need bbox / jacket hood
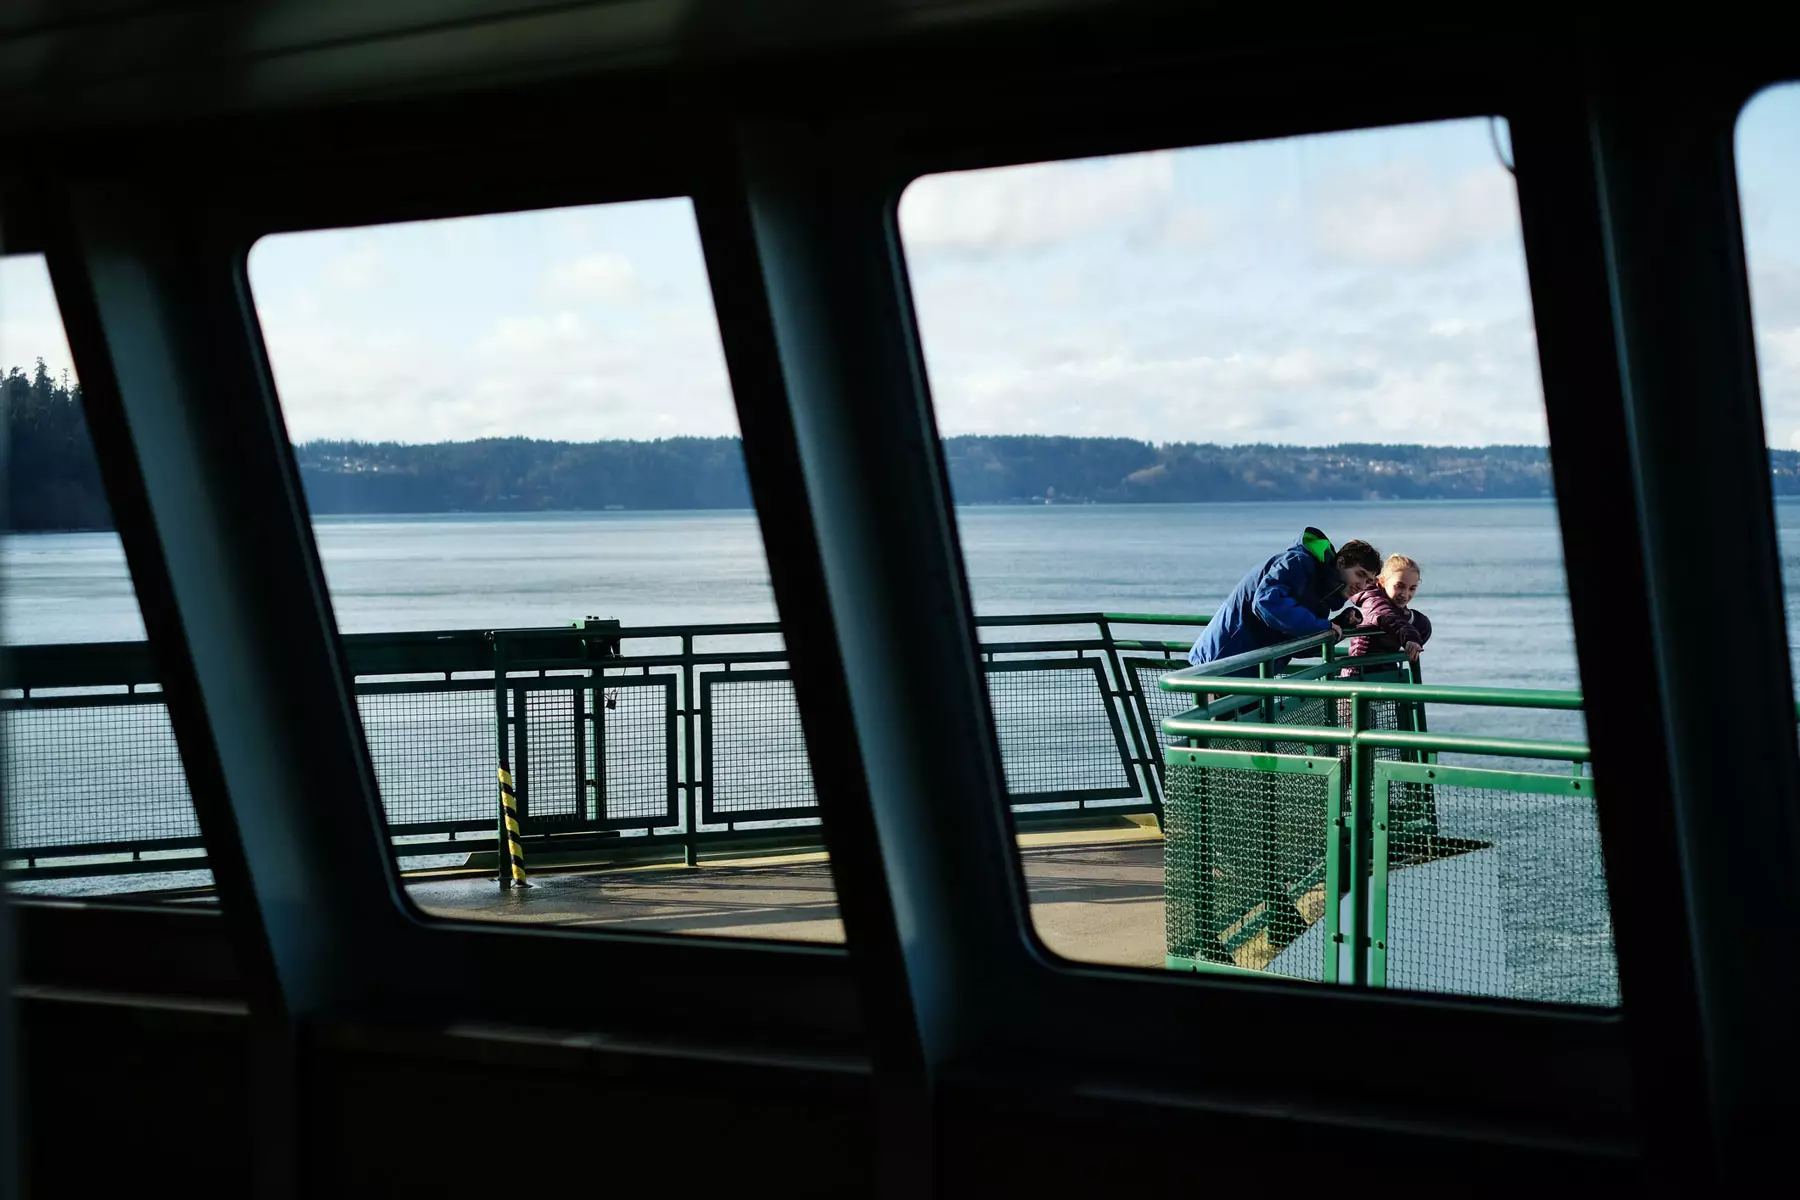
[1296,527,1334,564]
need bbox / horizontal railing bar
[1162,628,1341,679]
[5,835,209,859]
[1161,674,1583,709]
[3,855,213,882]
[1282,651,1411,678]
[3,691,176,711]
[491,621,784,640]
[1159,718,1588,761]
[1100,613,1213,627]
[10,612,1221,688]
[969,612,1108,628]
[1361,729,1589,762]
[1164,719,1352,746]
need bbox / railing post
[1346,694,1369,986]
[493,634,527,889]
[1370,754,1390,989]
[682,633,699,868]
[1322,753,1344,985]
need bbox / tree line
[17,361,1800,530]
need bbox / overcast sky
[6,95,1800,447]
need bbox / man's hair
[1335,539,1381,574]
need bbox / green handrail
[1164,628,1339,679]
[1158,718,1589,763]
[1161,673,1583,710]
[1101,612,1213,626]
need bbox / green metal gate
[1163,748,1342,982]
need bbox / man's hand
[1405,641,1422,664]
[1331,608,1363,632]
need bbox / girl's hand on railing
[1405,641,1422,664]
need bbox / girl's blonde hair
[1381,554,1420,580]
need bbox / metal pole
[682,634,699,867]
[1347,696,1369,985]
[494,635,523,888]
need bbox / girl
[1346,554,1432,667]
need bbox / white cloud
[544,252,641,304]
[323,244,383,292]
[258,295,733,443]
[900,152,1176,255]
[481,311,589,356]
[237,122,1561,449]
[1313,164,1517,266]
[1151,204,1215,250]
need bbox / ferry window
[1,253,216,903]
[1735,83,1800,694]
[897,118,1619,1005]
[245,200,843,944]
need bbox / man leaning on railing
[1187,527,1381,681]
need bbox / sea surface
[0,497,1605,750]
[11,497,1796,1004]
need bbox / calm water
[4,499,1584,654]
[2,499,1595,747]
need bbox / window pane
[899,119,1619,1005]
[247,200,842,944]
[2,254,215,902]
[1735,84,1800,694]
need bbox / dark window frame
[7,33,1797,1181]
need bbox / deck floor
[407,820,1167,968]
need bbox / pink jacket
[1345,586,1432,658]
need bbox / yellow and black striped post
[497,766,530,888]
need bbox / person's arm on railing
[1361,590,1424,657]
[1250,555,1333,636]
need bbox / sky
[4,95,1800,447]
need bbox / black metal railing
[3,612,1207,881]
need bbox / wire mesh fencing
[7,617,1181,881]
[595,675,678,826]
[357,685,494,833]
[702,671,817,823]
[1163,750,1338,981]
[1125,657,1201,760]
[985,659,1136,802]
[1378,764,1618,1006]
[3,697,202,856]
[520,685,583,826]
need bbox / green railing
[1158,635,1617,1007]
[2,612,1206,884]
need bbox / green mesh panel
[704,673,816,821]
[521,687,582,824]
[1271,695,1334,755]
[357,688,493,831]
[1383,777,1619,1006]
[1164,757,1333,980]
[985,662,1133,797]
[1126,658,1191,758]
[594,679,678,825]
[3,699,198,853]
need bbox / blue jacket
[1188,528,1344,670]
